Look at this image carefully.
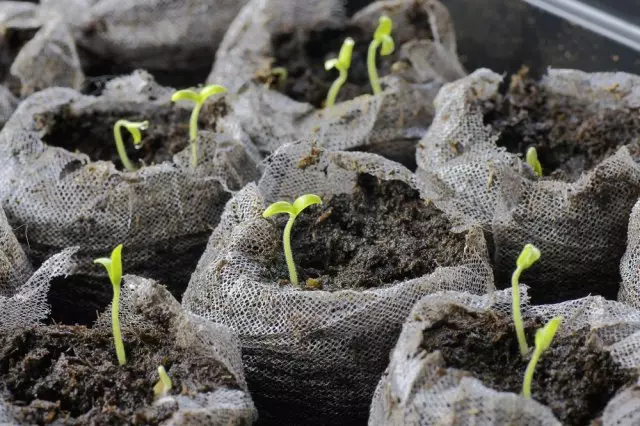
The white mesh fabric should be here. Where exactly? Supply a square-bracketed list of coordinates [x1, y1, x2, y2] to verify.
[93, 275, 257, 424]
[0, 70, 261, 292]
[416, 68, 640, 303]
[182, 139, 494, 423]
[207, 0, 465, 163]
[620, 199, 640, 308]
[370, 288, 640, 425]
[0, 85, 17, 130]
[0, 1, 41, 82]
[0, 206, 32, 296]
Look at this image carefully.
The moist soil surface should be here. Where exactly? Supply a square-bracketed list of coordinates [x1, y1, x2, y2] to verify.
[421, 306, 637, 425]
[479, 68, 640, 182]
[268, 2, 433, 108]
[0, 324, 239, 425]
[275, 173, 468, 291]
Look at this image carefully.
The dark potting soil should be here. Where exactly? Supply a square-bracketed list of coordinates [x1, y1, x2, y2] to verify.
[275, 173, 468, 291]
[0, 324, 239, 425]
[479, 68, 640, 182]
[36, 102, 218, 171]
[420, 306, 637, 425]
[268, 2, 433, 108]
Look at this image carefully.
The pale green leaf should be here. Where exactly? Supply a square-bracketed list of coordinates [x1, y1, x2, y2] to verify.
[199, 84, 228, 101]
[380, 35, 395, 56]
[535, 316, 562, 352]
[292, 194, 322, 216]
[516, 243, 540, 271]
[263, 201, 295, 218]
[338, 37, 355, 69]
[324, 58, 339, 71]
[374, 15, 393, 40]
[171, 89, 200, 103]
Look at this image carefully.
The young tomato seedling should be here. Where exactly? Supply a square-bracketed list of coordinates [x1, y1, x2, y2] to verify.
[526, 147, 543, 177]
[512, 243, 541, 355]
[324, 37, 355, 108]
[367, 15, 395, 95]
[94, 244, 126, 365]
[113, 120, 149, 172]
[171, 84, 227, 168]
[522, 316, 562, 398]
[263, 194, 322, 286]
[153, 365, 173, 398]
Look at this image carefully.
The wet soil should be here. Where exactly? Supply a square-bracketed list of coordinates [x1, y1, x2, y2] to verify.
[421, 306, 637, 425]
[269, 2, 433, 108]
[0, 324, 239, 425]
[479, 68, 640, 182]
[274, 173, 468, 290]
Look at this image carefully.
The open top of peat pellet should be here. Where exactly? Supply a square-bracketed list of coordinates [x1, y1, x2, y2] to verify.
[0, 324, 240, 425]
[478, 68, 640, 182]
[273, 173, 467, 291]
[268, 2, 433, 107]
[420, 305, 636, 426]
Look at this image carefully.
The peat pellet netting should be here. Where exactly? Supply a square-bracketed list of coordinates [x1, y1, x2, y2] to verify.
[208, 0, 465, 166]
[416, 68, 640, 304]
[183, 140, 494, 424]
[0, 205, 32, 296]
[0, 86, 18, 130]
[370, 288, 640, 425]
[620, 199, 640, 308]
[0, 70, 261, 295]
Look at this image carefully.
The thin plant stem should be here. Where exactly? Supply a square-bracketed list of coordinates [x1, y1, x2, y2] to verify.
[367, 40, 382, 95]
[512, 266, 529, 355]
[113, 121, 136, 172]
[112, 284, 126, 365]
[326, 71, 347, 108]
[283, 216, 298, 285]
[189, 102, 202, 168]
[522, 348, 540, 397]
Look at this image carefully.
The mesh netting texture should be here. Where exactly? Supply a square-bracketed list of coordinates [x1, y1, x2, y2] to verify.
[0, 85, 18, 131]
[207, 0, 465, 166]
[416, 68, 640, 304]
[370, 288, 640, 425]
[0, 70, 262, 296]
[620, 199, 640, 308]
[182, 140, 494, 424]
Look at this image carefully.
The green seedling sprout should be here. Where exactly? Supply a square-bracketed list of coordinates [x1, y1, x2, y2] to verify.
[522, 316, 562, 398]
[368, 15, 395, 95]
[512, 243, 541, 356]
[171, 84, 228, 168]
[526, 147, 543, 177]
[94, 244, 126, 366]
[113, 120, 149, 172]
[324, 37, 355, 108]
[263, 194, 322, 285]
[153, 365, 173, 398]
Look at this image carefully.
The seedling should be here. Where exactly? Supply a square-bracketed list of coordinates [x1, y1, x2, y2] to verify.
[113, 120, 149, 172]
[262, 194, 322, 285]
[153, 365, 173, 398]
[171, 84, 228, 168]
[526, 147, 543, 177]
[368, 15, 395, 95]
[324, 37, 355, 108]
[94, 244, 126, 366]
[512, 243, 541, 356]
[522, 316, 562, 398]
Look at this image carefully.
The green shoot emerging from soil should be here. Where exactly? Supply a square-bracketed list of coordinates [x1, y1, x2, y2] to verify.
[526, 147, 543, 177]
[113, 120, 149, 172]
[94, 244, 126, 366]
[153, 365, 173, 398]
[324, 37, 355, 108]
[171, 84, 228, 168]
[522, 316, 562, 398]
[512, 243, 541, 356]
[263, 194, 322, 285]
[368, 15, 394, 95]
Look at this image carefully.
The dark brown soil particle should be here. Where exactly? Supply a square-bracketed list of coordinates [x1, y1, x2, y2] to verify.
[480, 68, 640, 182]
[275, 173, 468, 290]
[269, 2, 433, 108]
[420, 306, 637, 425]
[0, 325, 239, 425]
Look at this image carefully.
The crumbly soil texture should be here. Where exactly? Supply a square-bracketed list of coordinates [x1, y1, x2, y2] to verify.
[268, 2, 433, 108]
[34, 101, 223, 171]
[421, 306, 637, 425]
[274, 173, 468, 291]
[0, 324, 239, 425]
[479, 69, 640, 182]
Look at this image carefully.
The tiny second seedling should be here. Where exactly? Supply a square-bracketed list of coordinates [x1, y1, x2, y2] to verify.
[154, 365, 173, 398]
[526, 146, 543, 177]
[324, 38, 355, 108]
[263, 194, 322, 286]
[113, 120, 149, 172]
[512, 243, 541, 356]
[522, 316, 562, 398]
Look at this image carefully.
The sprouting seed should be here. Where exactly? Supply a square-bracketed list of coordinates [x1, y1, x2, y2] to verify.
[522, 316, 562, 398]
[153, 365, 173, 398]
[512, 243, 541, 356]
[526, 147, 543, 177]
[113, 120, 149, 172]
[94, 244, 126, 366]
[262, 194, 322, 285]
[324, 38, 355, 108]
[171, 84, 227, 168]
[367, 15, 395, 95]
